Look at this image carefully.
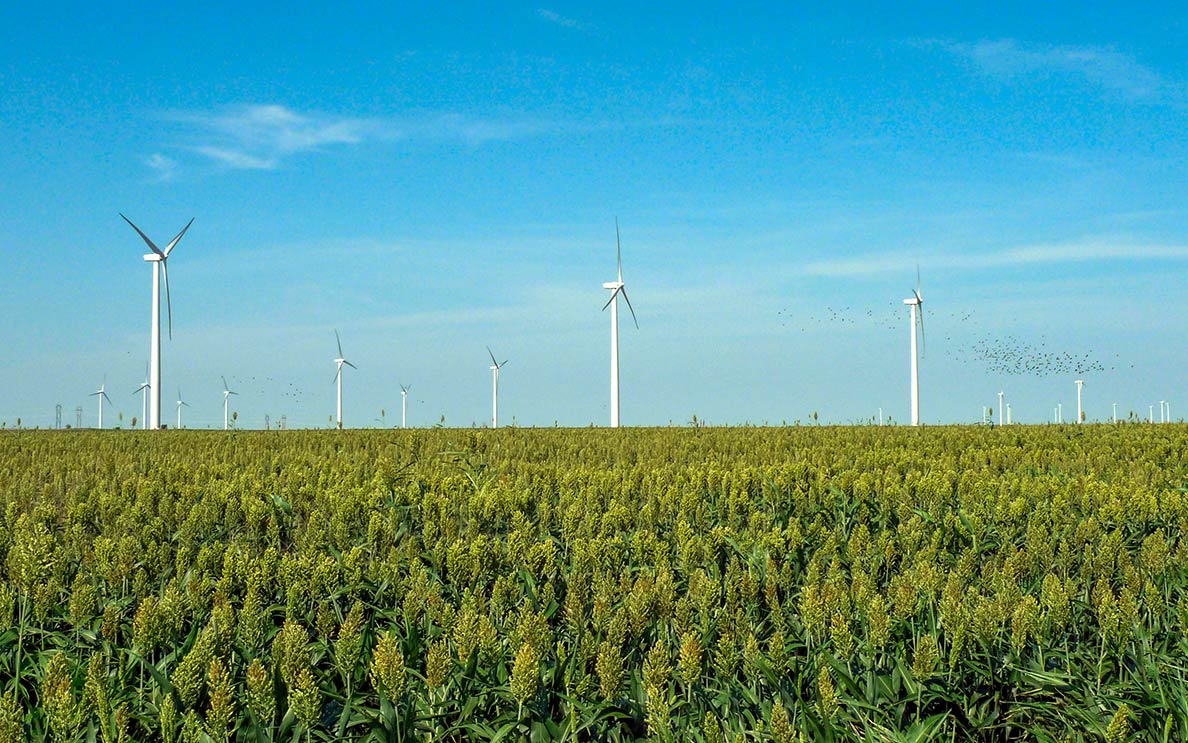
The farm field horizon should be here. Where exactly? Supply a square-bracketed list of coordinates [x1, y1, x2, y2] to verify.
[1, 426, 1186, 741]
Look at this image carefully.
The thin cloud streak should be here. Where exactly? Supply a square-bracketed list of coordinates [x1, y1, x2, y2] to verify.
[804, 241, 1188, 277]
[157, 104, 645, 172]
[927, 38, 1174, 103]
[537, 8, 584, 30]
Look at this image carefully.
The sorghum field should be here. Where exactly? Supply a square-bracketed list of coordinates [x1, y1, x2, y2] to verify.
[1, 426, 1186, 742]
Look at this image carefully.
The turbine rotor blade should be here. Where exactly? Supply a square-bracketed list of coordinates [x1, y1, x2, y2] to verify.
[487, 346, 498, 367]
[163, 217, 194, 257]
[918, 305, 926, 359]
[615, 216, 622, 282]
[601, 285, 622, 311]
[222, 376, 230, 391]
[335, 329, 344, 359]
[121, 214, 164, 256]
[162, 259, 173, 339]
[344, 360, 358, 370]
[620, 287, 639, 329]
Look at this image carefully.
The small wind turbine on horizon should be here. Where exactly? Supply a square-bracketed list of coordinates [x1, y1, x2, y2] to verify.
[902, 268, 925, 426]
[602, 218, 639, 428]
[333, 330, 357, 430]
[135, 363, 150, 430]
[487, 347, 508, 428]
[400, 384, 411, 429]
[176, 388, 190, 430]
[120, 213, 194, 430]
[90, 377, 112, 429]
[222, 376, 238, 430]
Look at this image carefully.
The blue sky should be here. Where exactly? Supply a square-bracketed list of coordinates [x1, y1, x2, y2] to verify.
[2, 2, 1186, 428]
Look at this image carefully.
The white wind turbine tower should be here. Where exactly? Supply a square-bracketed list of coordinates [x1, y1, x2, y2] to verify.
[998, 391, 1004, 426]
[602, 218, 639, 428]
[1075, 380, 1084, 424]
[90, 377, 112, 429]
[135, 363, 150, 430]
[487, 347, 509, 428]
[121, 214, 194, 430]
[902, 269, 925, 426]
[222, 376, 238, 430]
[400, 384, 410, 429]
[176, 389, 190, 430]
[333, 330, 357, 430]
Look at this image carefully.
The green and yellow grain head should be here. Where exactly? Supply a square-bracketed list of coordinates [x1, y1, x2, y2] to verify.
[769, 698, 799, 743]
[1009, 596, 1041, 655]
[290, 667, 321, 735]
[509, 639, 542, 709]
[677, 631, 703, 686]
[43, 652, 82, 743]
[829, 613, 854, 660]
[702, 711, 725, 743]
[0, 694, 24, 743]
[179, 711, 203, 743]
[816, 665, 838, 720]
[245, 658, 275, 729]
[272, 619, 309, 688]
[743, 633, 763, 680]
[424, 639, 452, 692]
[68, 574, 97, 628]
[911, 634, 939, 679]
[101, 603, 122, 644]
[1105, 703, 1131, 743]
[205, 658, 235, 743]
[158, 691, 178, 743]
[84, 655, 112, 739]
[595, 638, 625, 700]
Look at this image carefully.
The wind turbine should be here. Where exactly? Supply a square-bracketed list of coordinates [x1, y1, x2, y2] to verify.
[400, 384, 410, 429]
[176, 389, 190, 430]
[902, 268, 925, 426]
[90, 378, 112, 429]
[1075, 380, 1084, 424]
[332, 330, 357, 429]
[487, 347, 508, 428]
[602, 218, 638, 428]
[121, 214, 194, 430]
[222, 376, 238, 430]
[135, 363, 151, 430]
[998, 391, 1004, 426]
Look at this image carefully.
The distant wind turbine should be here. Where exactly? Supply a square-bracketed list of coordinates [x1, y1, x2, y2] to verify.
[902, 268, 925, 426]
[1075, 380, 1084, 424]
[333, 330, 357, 429]
[487, 347, 509, 428]
[998, 391, 1004, 426]
[222, 376, 238, 430]
[602, 218, 639, 428]
[135, 363, 151, 430]
[121, 213, 194, 430]
[176, 388, 190, 430]
[90, 377, 112, 429]
[400, 384, 410, 429]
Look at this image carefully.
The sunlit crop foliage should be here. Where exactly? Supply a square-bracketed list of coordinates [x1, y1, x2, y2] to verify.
[0, 425, 1186, 741]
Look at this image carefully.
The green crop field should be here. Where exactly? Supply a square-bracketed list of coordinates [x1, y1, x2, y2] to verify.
[1, 426, 1186, 742]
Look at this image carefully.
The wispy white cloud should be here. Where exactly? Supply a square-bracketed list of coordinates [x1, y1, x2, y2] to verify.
[804, 240, 1188, 277]
[537, 8, 584, 30]
[928, 38, 1172, 103]
[144, 152, 177, 180]
[154, 103, 629, 172]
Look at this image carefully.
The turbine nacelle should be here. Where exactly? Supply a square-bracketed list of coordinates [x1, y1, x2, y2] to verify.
[143, 254, 163, 262]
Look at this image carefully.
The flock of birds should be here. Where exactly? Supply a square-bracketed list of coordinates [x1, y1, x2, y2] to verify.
[779, 303, 1132, 379]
